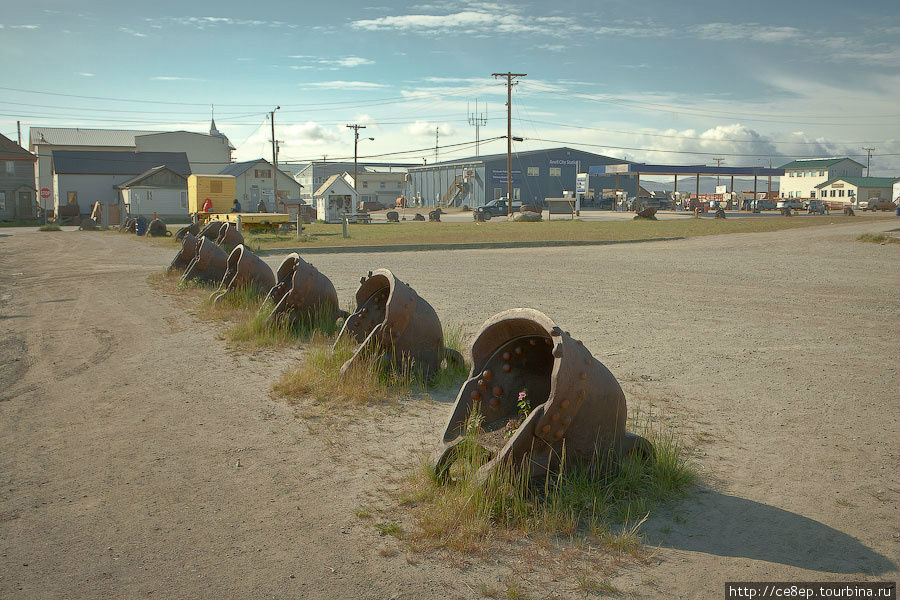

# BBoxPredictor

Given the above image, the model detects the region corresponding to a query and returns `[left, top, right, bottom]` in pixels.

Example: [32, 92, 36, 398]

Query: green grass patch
[228, 300, 342, 349]
[857, 232, 900, 244]
[401, 404, 695, 556]
[273, 324, 469, 406]
[0, 219, 42, 227]
[38, 222, 62, 231]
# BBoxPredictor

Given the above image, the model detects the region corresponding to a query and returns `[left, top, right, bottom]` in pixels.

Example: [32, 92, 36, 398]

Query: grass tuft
[228, 300, 341, 348]
[402, 404, 695, 556]
[857, 232, 899, 244]
[273, 324, 469, 406]
[38, 222, 61, 231]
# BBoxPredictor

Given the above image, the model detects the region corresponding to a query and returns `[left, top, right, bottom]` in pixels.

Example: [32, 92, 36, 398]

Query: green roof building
[778, 157, 864, 200]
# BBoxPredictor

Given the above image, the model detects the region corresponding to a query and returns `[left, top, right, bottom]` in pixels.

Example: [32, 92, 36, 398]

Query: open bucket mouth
[168, 233, 200, 273]
[434, 309, 652, 484]
[265, 254, 342, 325]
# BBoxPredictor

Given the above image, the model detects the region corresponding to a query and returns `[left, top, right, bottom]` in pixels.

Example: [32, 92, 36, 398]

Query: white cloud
[152, 76, 203, 81]
[119, 26, 147, 37]
[351, 5, 584, 37]
[406, 120, 455, 137]
[77, 72, 95, 77]
[156, 16, 297, 29]
[4, 24, 41, 30]
[287, 55, 375, 70]
[692, 23, 803, 43]
[306, 81, 388, 89]
[537, 44, 565, 52]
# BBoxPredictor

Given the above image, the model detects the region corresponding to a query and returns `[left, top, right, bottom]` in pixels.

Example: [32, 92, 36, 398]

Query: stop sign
[40, 187, 50, 199]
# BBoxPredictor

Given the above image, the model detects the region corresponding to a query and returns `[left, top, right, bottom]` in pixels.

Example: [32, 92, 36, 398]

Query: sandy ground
[1, 219, 897, 599]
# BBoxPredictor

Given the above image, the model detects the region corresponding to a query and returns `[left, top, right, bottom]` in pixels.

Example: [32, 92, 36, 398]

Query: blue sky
[2, 0, 899, 175]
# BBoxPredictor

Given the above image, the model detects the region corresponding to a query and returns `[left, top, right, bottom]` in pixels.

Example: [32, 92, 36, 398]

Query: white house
[314, 173, 358, 223]
[50, 150, 190, 215]
[30, 127, 159, 214]
[115, 165, 188, 219]
[135, 129, 233, 175]
[219, 159, 302, 212]
[815, 176, 898, 208]
[341, 170, 407, 207]
[778, 158, 865, 200]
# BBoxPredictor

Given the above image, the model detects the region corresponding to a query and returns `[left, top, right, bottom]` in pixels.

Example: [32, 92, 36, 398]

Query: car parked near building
[481, 198, 522, 217]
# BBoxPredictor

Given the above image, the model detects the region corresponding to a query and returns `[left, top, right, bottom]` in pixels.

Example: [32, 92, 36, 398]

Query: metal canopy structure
[588, 163, 786, 203]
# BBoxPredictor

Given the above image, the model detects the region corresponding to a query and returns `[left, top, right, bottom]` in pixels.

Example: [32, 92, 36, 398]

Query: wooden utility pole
[862, 147, 875, 176]
[346, 123, 367, 192]
[492, 72, 526, 216]
[271, 106, 280, 206]
[713, 157, 724, 186]
[17, 121, 21, 147]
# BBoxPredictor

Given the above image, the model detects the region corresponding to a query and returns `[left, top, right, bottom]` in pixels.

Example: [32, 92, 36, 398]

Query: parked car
[807, 199, 827, 214]
[756, 199, 777, 210]
[776, 199, 803, 210]
[481, 198, 522, 217]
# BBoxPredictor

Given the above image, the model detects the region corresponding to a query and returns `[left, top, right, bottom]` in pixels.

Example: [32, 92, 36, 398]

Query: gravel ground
[1, 218, 897, 599]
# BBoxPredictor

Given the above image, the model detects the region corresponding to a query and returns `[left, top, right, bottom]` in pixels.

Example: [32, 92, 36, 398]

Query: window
[830, 189, 836, 197]
[254, 169, 272, 178]
[819, 171, 824, 176]
[549, 167, 561, 177]
[810, 191, 816, 198]
[180, 191, 187, 208]
[848, 189, 855, 197]
[527, 166, 539, 176]
[494, 188, 502, 200]
[789, 172, 794, 177]
[838, 189, 844, 197]
[362, 181, 368, 188]
[210, 181, 223, 193]
[5, 161, 13, 175]
[379, 182, 385, 188]
[0, 191, 5, 210]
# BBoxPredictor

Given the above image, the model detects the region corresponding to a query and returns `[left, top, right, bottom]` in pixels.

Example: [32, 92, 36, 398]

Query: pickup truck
[480, 199, 522, 218]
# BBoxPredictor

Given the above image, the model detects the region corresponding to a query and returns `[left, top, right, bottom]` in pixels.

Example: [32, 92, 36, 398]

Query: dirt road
[1, 221, 897, 599]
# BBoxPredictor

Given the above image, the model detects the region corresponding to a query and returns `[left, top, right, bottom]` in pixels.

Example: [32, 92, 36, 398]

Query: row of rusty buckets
[168, 231, 653, 484]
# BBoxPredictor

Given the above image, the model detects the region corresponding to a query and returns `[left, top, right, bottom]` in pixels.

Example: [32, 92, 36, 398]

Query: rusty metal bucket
[335, 269, 461, 379]
[197, 220, 225, 241]
[216, 222, 245, 252]
[181, 237, 228, 285]
[147, 218, 171, 237]
[175, 222, 199, 241]
[263, 253, 345, 325]
[210, 244, 276, 305]
[168, 232, 201, 273]
[433, 309, 652, 483]
[78, 218, 98, 231]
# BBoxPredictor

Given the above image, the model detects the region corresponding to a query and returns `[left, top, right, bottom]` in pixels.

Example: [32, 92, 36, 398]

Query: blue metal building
[405, 147, 638, 208]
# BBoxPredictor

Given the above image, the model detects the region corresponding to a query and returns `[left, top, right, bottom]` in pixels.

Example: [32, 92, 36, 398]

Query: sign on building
[576, 173, 588, 194]
[491, 169, 521, 183]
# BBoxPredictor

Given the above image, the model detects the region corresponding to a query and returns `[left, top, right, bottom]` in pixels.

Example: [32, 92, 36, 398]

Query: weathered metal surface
[168, 232, 201, 273]
[147, 218, 171, 237]
[714, 208, 727, 219]
[210, 244, 276, 305]
[843, 206, 855, 216]
[175, 222, 199, 240]
[386, 211, 400, 223]
[433, 309, 653, 483]
[635, 207, 658, 219]
[428, 209, 441, 222]
[264, 253, 345, 325]
[335, 269, 459, 378]
[215, 222, 245, 251]
[78, 218, 98, 231]
[120, 218, 136, 233]
[197, 220, 225, 241]
[181, 237, 228, 285]
[413, 213, 425, 221]
[473, 208, 488, 222]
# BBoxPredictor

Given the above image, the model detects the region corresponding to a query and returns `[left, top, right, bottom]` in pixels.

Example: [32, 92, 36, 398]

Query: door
[18, 191, 33, 218]
[250, 187, 260, 212]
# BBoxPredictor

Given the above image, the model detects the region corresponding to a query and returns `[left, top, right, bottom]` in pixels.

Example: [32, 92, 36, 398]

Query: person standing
[201, 197, 213, 213]
[232, 199, 241, 213]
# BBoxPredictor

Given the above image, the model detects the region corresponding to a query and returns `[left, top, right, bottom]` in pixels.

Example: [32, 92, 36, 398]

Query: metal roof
[815, 176, 898, 189]
[0, 133, 34, 160]
[51, 150, 191, 176]
[779, 157, 865, 170]
[408, 146, 622, 170]
[218, 159, 302, 185]
[115, 165, 188, 189]
[314, 173, 354, 197]
[29, 127, 161, 149]
[591, 163, 784, 177]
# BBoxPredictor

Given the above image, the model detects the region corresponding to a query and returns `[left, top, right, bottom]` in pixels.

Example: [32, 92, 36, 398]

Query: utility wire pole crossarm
[862, 147, 875, 177]
[346, 124, 374, 199]
[271, 106, 280, 207]
[492, 72, 527, 216]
